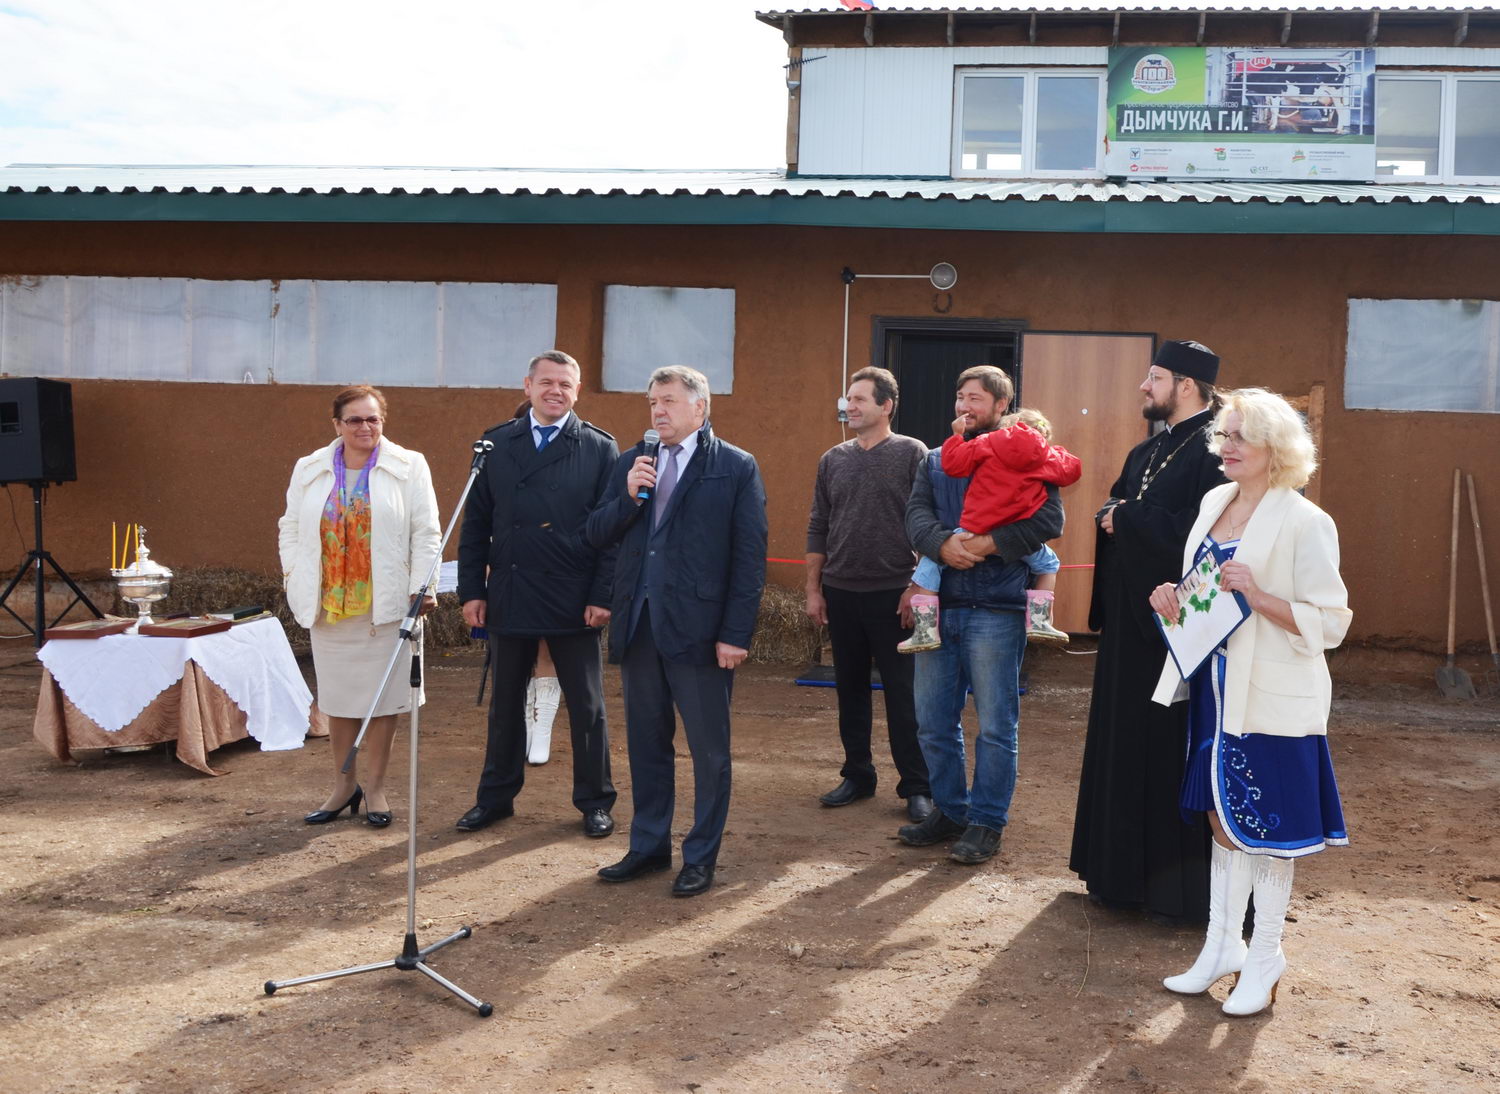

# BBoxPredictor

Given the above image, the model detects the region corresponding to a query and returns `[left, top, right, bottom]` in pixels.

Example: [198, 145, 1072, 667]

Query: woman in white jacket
[1148, 388, 1351, 1017]
[279, 386, 441, 829]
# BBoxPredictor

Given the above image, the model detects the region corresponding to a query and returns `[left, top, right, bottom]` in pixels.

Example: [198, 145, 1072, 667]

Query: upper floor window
[1376, 73, 1500, 182]
[954, 69, 1105, 178]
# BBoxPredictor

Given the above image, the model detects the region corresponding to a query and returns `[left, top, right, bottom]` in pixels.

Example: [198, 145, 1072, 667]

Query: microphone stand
[265, 439, 496, 1017]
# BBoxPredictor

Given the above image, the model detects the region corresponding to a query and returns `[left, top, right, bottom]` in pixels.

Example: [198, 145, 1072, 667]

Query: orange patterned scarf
[319, 443, 376, 623]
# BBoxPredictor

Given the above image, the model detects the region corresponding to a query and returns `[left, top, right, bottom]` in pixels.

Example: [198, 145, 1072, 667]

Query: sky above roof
[0, 1, 1402, 171]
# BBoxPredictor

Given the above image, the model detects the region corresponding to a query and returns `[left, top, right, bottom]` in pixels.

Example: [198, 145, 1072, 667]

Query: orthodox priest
[1070, 340, 1228, 922]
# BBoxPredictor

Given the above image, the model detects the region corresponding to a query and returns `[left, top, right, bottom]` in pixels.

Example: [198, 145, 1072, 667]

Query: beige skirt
[310, 615, 424, 718]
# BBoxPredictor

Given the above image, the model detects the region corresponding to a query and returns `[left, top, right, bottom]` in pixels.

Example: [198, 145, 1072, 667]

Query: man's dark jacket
[457, 413, 618, 635]
[586, 424, 767, 666]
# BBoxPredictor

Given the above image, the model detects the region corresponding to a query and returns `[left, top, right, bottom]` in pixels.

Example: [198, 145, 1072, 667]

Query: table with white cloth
[34, 616, 326, 776]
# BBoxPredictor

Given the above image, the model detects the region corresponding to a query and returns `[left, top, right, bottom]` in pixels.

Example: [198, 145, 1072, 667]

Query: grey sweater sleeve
[805, 452, 831, 555]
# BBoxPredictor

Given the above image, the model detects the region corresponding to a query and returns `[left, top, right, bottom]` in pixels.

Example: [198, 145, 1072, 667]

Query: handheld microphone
[638, 429, 661, 501]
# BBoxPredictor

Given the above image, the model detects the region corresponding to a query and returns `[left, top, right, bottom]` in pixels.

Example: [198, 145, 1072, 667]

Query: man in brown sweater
[805, 367, 933, 821]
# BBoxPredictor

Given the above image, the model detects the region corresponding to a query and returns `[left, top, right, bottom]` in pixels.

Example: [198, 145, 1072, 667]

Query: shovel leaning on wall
[1464, 472, 1499, 696]
[1439, 469, 1478, 699]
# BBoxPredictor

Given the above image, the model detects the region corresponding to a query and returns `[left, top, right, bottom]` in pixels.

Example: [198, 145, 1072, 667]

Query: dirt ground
[1, 639, 1497, 1094]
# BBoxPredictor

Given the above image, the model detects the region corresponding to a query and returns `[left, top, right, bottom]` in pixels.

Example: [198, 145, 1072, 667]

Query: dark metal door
[882, 326, 1020, 449]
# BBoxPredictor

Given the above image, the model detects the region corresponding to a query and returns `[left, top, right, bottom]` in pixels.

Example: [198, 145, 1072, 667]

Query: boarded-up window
[1346, 298, 1500, 413]
[601, 285, 735, 394]
[0, 276, 557, 387]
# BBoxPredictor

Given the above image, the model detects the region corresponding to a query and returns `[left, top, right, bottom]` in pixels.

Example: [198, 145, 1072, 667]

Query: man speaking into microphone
[455, 350, 620, 838]
[587, 365, 767, 897]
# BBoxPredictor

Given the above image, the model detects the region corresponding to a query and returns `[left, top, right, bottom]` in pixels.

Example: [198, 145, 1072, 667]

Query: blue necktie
[536, 425, 558, 450]
[653, 444, 683, 529]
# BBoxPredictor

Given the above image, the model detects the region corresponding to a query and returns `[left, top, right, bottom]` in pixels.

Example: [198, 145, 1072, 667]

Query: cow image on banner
[1104, 46, 1376, 181]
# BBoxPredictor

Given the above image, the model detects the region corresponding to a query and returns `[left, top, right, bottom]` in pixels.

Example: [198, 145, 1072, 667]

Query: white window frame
[1375, 71, 1500, 184]
[952, 67, 1106, 179]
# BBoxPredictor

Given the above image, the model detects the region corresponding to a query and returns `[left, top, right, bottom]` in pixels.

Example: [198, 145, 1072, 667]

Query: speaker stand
[0, 481, 103, 648]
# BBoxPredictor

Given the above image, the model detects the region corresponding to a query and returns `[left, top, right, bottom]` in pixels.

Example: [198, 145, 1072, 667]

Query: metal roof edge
[756, 5, 1497, 20]
[2, 186, 1498, 235]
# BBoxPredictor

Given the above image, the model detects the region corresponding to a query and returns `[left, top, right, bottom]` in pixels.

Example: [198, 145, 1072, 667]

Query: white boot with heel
[1222, 854, 1294, 1016]
[1163, 840, 1253, 995]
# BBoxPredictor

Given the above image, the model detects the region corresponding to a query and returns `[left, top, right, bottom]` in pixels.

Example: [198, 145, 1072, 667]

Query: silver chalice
[112, 528, 173, 631]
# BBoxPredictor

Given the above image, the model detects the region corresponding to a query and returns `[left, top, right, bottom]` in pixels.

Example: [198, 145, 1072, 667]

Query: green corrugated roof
[3, 166, 1498, 235]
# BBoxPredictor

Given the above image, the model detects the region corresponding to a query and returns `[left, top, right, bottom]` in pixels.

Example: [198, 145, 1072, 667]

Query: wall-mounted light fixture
[838, 264, 959, 422]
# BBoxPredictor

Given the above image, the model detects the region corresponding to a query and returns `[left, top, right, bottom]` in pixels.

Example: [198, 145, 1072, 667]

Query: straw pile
[162, 568, 477, 651]
[160, 568, 816, 662]
[747, 583, 822, 665]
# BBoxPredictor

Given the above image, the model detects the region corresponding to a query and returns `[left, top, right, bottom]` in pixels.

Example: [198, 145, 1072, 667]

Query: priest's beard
[1142, 388, 1178, 423]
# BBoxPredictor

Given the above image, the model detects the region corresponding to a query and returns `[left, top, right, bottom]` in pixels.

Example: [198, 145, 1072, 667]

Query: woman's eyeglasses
[1212, 430, 1247, 447]
[340, 416, 383, 427]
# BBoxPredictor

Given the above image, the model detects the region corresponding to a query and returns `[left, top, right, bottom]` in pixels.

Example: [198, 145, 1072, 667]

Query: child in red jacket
[900, 408, 1081, 652]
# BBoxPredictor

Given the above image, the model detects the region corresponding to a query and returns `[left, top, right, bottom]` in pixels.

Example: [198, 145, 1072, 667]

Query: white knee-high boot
[1223, 854, 1294, 1016]
[1163, 841, 1253, 994]
[526, 676, 561, 765]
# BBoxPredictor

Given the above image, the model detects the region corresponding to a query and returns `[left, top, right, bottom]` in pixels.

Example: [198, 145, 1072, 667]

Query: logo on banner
[1292, 148, 1307, 164]
[1132, 55, 1176, 94]
[1214, 148, 1227, 161]
[1130, 147, 1142, 160]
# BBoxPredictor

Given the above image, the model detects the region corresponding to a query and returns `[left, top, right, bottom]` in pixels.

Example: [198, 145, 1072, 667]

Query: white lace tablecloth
[38, 617, 312, 750]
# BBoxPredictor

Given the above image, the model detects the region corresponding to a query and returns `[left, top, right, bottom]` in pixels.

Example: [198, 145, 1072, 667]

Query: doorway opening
[876, 318, 1023, 450]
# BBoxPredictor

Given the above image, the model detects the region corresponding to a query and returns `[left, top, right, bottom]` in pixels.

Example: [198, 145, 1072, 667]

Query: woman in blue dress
[1148, 388, 1352, 1017]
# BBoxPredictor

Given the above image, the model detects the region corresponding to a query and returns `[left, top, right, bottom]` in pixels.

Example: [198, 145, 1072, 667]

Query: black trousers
[621, 603, 734, 868]
[474, 629, 616, 815]
[823, 584, 930, 799]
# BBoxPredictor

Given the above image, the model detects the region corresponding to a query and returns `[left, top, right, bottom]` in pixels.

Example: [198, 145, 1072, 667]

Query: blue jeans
[913, 606, 1024, 831]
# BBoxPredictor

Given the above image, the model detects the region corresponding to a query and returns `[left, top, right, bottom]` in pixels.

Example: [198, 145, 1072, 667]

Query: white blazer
[1151, 483, 1352, 738]
[277, 439, 442, 629]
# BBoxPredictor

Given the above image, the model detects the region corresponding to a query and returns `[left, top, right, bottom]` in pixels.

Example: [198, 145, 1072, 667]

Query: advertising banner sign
[1105, 46, 1376, 180]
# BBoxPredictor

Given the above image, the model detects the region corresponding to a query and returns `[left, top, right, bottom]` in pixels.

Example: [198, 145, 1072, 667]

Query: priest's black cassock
[1069, 406, 1227, 921]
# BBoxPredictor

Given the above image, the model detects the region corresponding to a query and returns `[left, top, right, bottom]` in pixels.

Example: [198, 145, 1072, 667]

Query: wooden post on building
[785, 45, 802, 175]
[1286, 381, 1326, 505]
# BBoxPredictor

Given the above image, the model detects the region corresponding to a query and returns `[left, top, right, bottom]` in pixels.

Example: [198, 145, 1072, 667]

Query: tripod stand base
[264, 926, 493, 1017]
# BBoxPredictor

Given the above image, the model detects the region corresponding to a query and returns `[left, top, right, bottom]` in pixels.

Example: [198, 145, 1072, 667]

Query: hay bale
[162, 567, 305, 642]
[154, 568, 815, 662]
[422, 594, 480, 650]
[748, 584, 821, 665]
[161, 568, 478, 651]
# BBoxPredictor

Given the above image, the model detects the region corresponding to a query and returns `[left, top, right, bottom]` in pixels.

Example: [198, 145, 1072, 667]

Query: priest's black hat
[1153, 340, 1220, 384]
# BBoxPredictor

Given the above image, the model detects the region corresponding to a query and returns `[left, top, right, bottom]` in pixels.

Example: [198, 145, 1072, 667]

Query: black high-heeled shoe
[365, 809, 393, 828]
[304, 785, 363, 825]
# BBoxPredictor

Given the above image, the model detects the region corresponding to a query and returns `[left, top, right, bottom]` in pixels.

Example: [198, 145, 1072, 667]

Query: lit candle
[112, 523, 117, 572]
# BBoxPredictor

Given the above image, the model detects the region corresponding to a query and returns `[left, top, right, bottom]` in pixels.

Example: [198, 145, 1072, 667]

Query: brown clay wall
[2, 221, 1497, 650]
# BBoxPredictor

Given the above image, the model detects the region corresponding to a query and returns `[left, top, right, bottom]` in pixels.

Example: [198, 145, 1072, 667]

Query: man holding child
[899, 365, 1066, 864]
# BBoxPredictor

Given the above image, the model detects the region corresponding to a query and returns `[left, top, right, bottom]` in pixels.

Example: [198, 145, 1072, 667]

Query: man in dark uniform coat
[455, 350, 619, 838]
[586, 365, 767, 898]
[1069, 340, 1228, 921]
